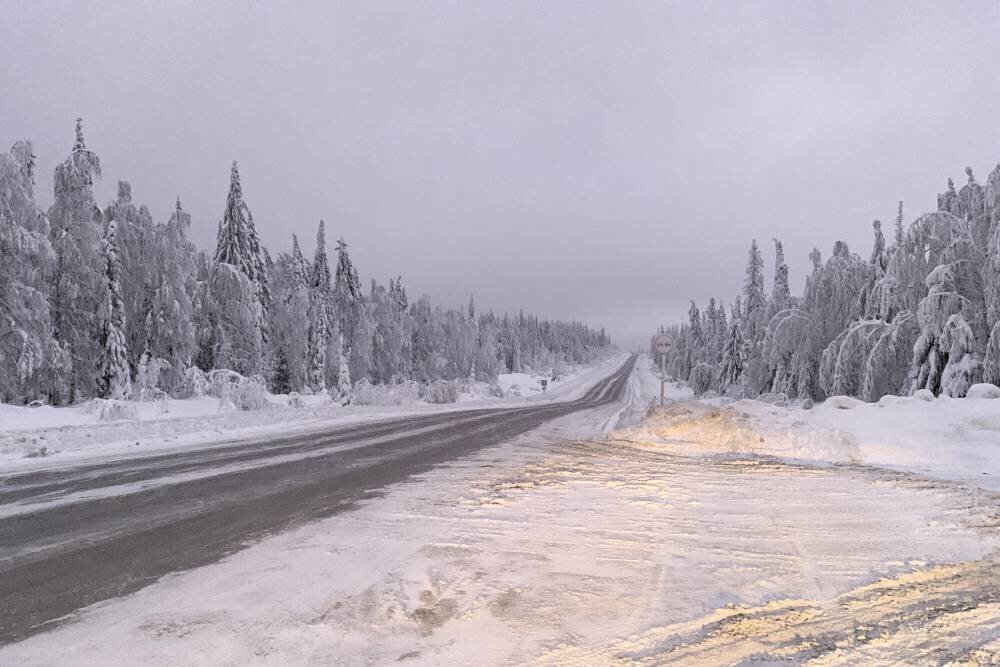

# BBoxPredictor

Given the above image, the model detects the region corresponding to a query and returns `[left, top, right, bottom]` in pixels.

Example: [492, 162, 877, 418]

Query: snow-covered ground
[5, 354, 1000, 665]
[614, 381, 1000, 493]
[0, 353, 626, 469]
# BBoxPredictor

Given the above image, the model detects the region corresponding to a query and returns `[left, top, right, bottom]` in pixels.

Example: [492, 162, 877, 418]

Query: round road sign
[653, 334, 674, 354]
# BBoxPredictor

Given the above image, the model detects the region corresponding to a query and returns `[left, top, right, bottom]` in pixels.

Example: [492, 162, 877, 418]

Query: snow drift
[611, 400, 862, 464]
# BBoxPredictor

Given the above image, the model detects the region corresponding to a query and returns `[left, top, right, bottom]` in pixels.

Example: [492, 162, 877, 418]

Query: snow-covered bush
[688, 362, 715, 396]
[287, 392, 305, 408]
[877, 394, 906, 407]
[174, 367, 207, 399]
[198, 369, 269, 410]
[966, 383, 1000, 399]
[206, 369, 244, 399]
[757, 392, 788, 406]
[913, 388, 935, 402]
[136, 352, 171, 401]
[84, 398, 138, 421]
[231, 376, 269, 410]
[348, 378, 377, 405]
[421, 380, 459, 404]
[351, 379, 421, 406]
[825, 395, 864, 410]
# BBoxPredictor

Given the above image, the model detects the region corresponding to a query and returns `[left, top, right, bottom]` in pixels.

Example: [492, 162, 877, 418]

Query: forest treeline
[0, 121, 610, 405]
[664, 165, 1000, 401]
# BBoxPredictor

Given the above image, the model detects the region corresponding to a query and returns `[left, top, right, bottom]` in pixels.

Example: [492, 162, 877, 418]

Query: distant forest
[0, 120, 610, 404]
[665, 166, 1000, 401]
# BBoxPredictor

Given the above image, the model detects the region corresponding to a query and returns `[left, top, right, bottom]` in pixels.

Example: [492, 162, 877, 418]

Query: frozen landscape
[3, 355, 1000, 665]
[5, 2, 1000, 665]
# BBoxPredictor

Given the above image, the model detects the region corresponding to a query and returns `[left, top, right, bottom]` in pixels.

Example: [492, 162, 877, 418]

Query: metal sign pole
[660, 353, 666, 406]
[651, 333, 673, 409]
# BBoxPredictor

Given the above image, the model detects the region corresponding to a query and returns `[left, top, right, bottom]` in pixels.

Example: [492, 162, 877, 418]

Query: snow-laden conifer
[98, 219, 133, 399]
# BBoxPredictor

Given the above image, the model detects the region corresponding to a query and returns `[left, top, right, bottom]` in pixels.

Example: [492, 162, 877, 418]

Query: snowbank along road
[0, 355, 636, 645]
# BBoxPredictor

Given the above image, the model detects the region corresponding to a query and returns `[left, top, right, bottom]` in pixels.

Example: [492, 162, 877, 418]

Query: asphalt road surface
[0, 355, 636, 645]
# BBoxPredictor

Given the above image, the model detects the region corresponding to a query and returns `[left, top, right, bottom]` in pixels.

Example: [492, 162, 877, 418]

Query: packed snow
[0, 354, 627, 469]
[5, 354, 1000, 665]
[614, 385, 1000, 493]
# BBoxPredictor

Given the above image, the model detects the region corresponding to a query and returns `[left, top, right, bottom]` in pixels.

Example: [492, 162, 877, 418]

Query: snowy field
[5, 354, 1000, 665]
[0, 354, 626, 470]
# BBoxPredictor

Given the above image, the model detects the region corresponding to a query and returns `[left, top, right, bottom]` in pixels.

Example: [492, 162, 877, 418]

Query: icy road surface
[0, 357, 636, 646]
[3, 355, 999, 664]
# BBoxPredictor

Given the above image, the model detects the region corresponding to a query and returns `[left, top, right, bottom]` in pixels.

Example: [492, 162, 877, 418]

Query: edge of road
[0, 353, 633, 476]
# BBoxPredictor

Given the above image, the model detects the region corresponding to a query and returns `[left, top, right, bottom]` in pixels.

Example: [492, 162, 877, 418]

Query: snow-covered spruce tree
[741, 239, 770, 395]
[0, 141, 63, 403]
[307, 221, 331, 392]
[685, 300, 704, 374]
[708, 298, 727, 366]
[104, 180, 156, 374]
[333, 237, 363, 390]
[743, 239, 766, 338]
[700, 299, 716, 364]
[909, 264, 980, 396]
[48, 119, 105, 402]
[859, 220, 888, 319]
[98, 219, 133, 399]
[717, 304, 747, 396]
[215, 162, 269, 328]
[892, 202, 905, 255]
[938, 313, 979, 397]
[334, 237, 363, 335]
[769, 238, 790, 316]
[210, 163, 264, 376]
[267, 239, 310, 392]
[144, 198, 197, 393]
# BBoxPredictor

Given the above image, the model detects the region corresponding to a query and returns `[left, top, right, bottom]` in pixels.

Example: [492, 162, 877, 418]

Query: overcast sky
[4, 1, 1000, 347]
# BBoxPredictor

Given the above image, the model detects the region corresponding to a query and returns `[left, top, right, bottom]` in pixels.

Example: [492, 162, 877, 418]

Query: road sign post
[652, 334, 674, 407]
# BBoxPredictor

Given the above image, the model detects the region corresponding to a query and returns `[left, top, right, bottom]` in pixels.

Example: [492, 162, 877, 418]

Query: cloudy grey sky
[4, 1, 1000, 347]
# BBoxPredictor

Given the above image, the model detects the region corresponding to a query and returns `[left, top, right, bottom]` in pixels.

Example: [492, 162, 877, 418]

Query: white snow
[4, 354, 1000, 664]
[662, 389, 1000, 492]
[0, 353, 627, 470]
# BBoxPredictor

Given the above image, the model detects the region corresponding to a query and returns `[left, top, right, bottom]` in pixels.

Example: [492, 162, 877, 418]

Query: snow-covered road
[4, 354, 999, 665]
[0, 357, 637, 648]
